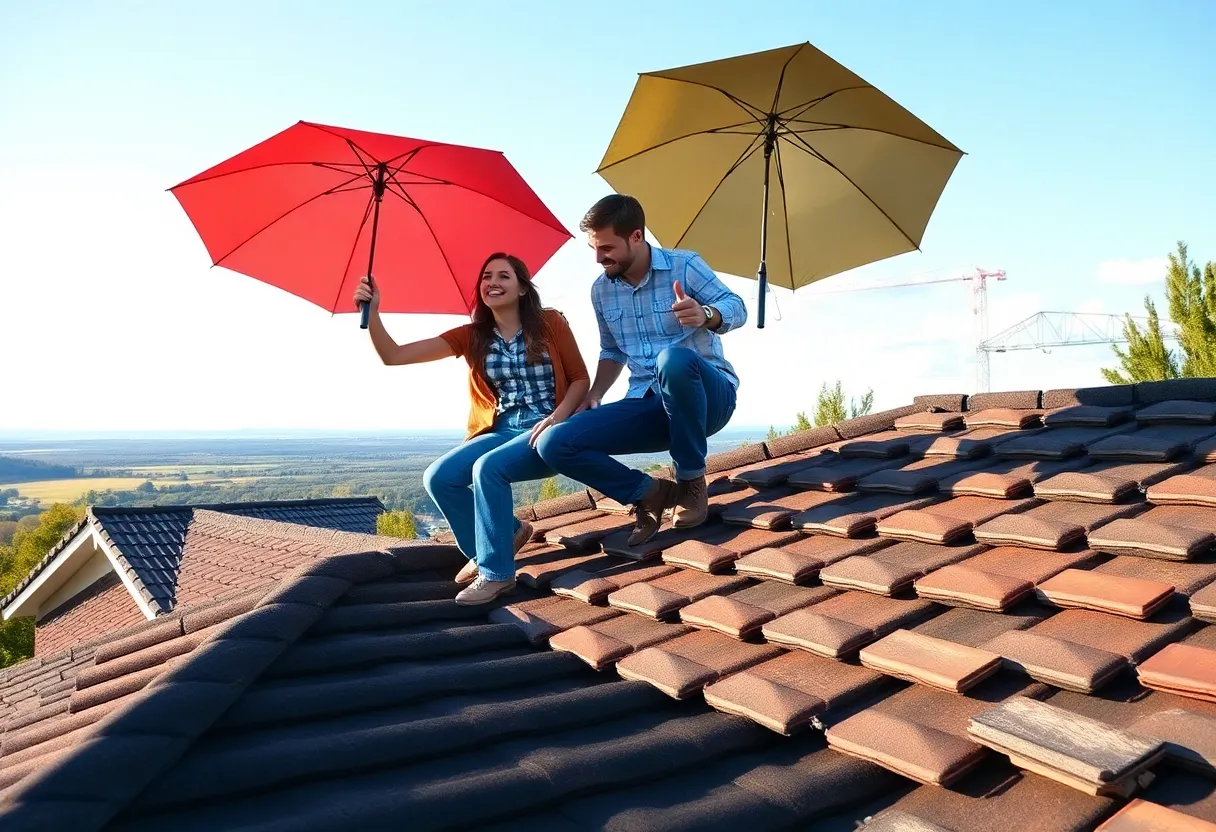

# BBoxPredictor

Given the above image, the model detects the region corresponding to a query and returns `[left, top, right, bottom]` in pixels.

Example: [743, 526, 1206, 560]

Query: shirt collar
[606, 243, 669, 283]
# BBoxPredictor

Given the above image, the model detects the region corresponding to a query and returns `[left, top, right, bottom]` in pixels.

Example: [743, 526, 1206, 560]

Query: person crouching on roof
[353, 253, 589, 605]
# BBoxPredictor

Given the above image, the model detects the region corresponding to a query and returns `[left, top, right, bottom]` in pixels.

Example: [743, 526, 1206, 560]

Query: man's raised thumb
[673, 280, 687, 302]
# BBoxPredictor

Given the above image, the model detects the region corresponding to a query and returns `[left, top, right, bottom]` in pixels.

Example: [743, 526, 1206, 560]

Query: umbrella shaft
[757, 127, 776, 329]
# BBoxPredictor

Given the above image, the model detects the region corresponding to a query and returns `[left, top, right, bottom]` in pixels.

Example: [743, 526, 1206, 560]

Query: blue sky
[2, 1, 1214, 432]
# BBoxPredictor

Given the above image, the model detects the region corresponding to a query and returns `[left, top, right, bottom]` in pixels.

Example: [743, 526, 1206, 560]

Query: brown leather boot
[628, 477, 676, 546]
[672, 475, 708, 529]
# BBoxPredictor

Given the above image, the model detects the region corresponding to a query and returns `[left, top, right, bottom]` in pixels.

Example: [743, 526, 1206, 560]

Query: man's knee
[656, 347, 697, 380]
[535, 420, 575, 467]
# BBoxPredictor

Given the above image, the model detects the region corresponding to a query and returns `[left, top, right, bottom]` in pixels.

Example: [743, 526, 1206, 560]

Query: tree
[1103, 299, 1180, 384]
[1105, 241, 1216, 383]
[814, 381, 874, 427]
[538, 477, 563, 502]
[376, 510, 417, 540]
[0, 504, 84, 668]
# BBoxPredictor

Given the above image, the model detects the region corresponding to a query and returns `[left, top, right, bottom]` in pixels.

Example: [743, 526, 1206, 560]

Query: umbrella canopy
[596, 42, 963, 327]
[171, 121, 571, 325]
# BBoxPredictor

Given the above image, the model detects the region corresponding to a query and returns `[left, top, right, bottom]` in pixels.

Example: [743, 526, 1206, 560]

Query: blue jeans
[423, 407, 554, 581]
[536, 347, 737, 505]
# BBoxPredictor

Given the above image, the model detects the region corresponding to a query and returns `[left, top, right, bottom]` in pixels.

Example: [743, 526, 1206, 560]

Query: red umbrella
[170, 121, 572, 327]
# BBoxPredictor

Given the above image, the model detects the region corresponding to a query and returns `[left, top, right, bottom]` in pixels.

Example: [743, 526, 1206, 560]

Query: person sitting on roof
[535, 194, 746, 547]
[354, 253, 589, 605]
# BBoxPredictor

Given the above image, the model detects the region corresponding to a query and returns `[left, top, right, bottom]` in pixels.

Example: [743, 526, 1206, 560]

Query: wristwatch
[701, 305, 716, 327]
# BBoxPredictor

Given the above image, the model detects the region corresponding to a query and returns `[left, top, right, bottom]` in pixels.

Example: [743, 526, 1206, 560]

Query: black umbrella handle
[359, 275, 374, 329]
[360, 164, 389, 331]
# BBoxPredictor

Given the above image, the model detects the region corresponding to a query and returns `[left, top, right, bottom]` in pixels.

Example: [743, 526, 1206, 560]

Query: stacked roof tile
[10, 382, 1216, 828]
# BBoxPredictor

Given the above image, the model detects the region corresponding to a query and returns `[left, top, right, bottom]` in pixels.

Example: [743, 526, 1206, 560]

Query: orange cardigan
[439, 308, 590, 440]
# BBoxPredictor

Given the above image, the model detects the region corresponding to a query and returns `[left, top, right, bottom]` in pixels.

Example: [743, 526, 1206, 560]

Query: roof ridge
[189, 509, 412, 549]
[88, 495, 385, 517]
[0, 545, 455, 830]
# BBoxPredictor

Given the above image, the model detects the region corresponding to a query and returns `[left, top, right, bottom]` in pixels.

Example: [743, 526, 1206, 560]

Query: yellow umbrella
[596, 42, 964, 327]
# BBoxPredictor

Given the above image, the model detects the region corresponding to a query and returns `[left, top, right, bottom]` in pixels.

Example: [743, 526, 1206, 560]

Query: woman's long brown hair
[467, 253, 552, 386]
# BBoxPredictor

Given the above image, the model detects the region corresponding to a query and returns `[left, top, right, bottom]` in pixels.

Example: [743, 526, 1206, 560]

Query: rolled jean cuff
[479, 568, 515, 582]
[628, 473, 653, 504]
[674, 465, 706, 481]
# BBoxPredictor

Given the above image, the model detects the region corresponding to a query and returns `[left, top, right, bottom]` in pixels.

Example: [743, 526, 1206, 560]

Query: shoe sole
[452, 521, 534, 586]
[453, 583, 517, 607]
[671, 514, 708, 530]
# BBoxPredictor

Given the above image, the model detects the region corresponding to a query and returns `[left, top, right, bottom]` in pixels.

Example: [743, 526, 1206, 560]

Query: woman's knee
[423, 455, 458, 498]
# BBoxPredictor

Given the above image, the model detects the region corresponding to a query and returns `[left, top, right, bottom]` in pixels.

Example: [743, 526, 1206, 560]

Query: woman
[354, 253, 589, 605]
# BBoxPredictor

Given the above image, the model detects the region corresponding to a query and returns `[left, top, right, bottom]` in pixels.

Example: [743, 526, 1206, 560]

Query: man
[536, 194, 746, 546]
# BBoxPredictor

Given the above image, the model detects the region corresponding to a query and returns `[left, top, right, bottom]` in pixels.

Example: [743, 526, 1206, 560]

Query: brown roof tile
[1036, 461, 1192, 503]
[938, 457, 1085, 498]
[703, 650, 888, 734]
[894, 411, 965, 432]
[827, 675, 1044, 786]
[548, 616, 690, 670]
[762, 592, 937, 658]
[964, 408, 1045, 429]
[548, 562, 678, 604]
[615, 630, 782, 699]
[1088, 424, 1216, 462]
[606, 570, 749, 620]
[1035, 569, 1175, 619]
[1044, 404, 1136, 427]
[488, 595, 620, 644]
[858, 456, 994, 494]
[1136, 400, 1216, 425]
[859, 629, 1002, 693]
[820, 541, 985, 596]
[969, 391, 1042, 411]
[1097, 799, 1216, 831]
[1147, 469, 1216, 507]
[733, 536, 893, 585]
[719, 488, 845, 529]
[793, 493, 939, 537]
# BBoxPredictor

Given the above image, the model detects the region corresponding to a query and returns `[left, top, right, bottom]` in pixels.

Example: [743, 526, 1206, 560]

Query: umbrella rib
[645, 74, 769, 123]
[774, 141, 795, 290]
[380, 183, 467, 310]
[673, 134, 765, 248]
[330, 193, 378, 315]
[781, 133, 920, 251]
[778, 85, 870, 121]
[172, 160, 368, 189]
[211, 170, 367, 267]
[768, 43, 804, 114]
[384, 168, 569, 238]
[595, 119, 763, 173]
[784, 119, 960, 152]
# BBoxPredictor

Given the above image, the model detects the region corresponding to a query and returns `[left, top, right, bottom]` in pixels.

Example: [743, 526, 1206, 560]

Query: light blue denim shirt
[592, 246, 746, 398]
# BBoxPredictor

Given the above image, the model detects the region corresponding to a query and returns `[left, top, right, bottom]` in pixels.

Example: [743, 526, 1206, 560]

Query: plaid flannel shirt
[483, 330, 556, 418]
[592, 246, 746, 398]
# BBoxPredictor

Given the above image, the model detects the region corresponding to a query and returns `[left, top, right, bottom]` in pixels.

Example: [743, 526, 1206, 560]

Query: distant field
[13, 476, 260, 504]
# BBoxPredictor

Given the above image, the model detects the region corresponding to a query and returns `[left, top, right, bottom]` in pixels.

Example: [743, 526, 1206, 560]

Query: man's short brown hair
[580, 194, 645, 239]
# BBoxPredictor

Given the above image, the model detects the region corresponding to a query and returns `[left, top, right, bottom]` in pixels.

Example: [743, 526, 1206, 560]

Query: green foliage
[1106, 241, 1215, 383]
[538, 477, 563, 502]
[376, 510, 417, 540]
[814, 381, 874, 427]
[0, 503, 84, 668]
[0, 504, 84, 596]
[0, 618, 33, 669]
[0, 521, 16, 546]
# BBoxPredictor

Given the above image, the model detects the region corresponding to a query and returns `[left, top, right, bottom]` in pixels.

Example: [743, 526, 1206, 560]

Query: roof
[6, 380, 1216, 829]
[2, 497, 386, 618]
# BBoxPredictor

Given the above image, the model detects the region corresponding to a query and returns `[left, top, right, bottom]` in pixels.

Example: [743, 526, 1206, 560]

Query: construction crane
[811, 267, 1007, 392]
[979, 312, 1180, 383]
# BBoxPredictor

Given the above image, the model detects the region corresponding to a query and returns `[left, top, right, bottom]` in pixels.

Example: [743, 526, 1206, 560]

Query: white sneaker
[454, 575, 517, 606]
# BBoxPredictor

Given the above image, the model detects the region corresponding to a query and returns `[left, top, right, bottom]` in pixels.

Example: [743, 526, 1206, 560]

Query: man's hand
[353, 276, 380, 314]
[576, 392, 602, 413]
[671, 280, 707, 328]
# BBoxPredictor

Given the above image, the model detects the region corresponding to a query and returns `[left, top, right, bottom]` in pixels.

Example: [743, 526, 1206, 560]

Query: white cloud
[1096, 257, 1168, 286]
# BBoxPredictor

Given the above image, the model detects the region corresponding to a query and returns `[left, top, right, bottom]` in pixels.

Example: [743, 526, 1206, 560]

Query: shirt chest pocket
[602, 307, 625, 340]
[653, 300, 684, 337]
